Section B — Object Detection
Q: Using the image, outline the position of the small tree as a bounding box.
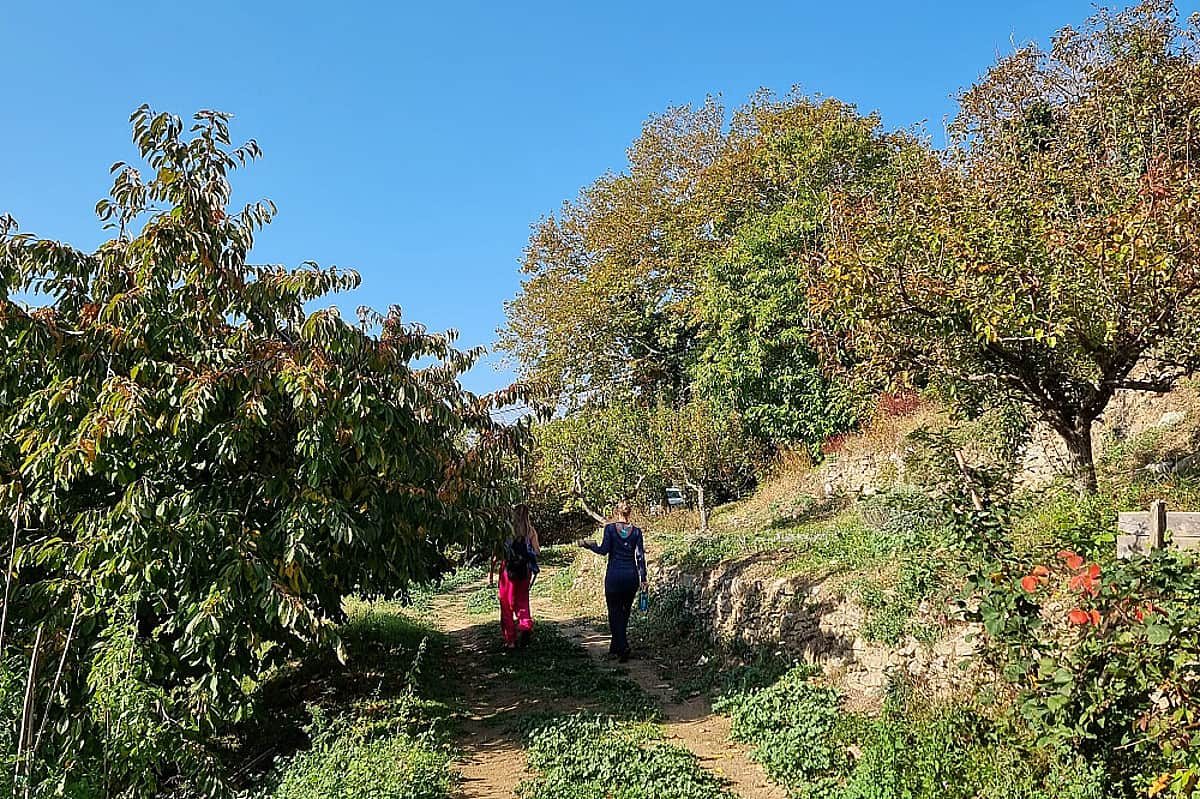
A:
[820,1,1200,494]
[533,396,653,522]
[650,399,761,530]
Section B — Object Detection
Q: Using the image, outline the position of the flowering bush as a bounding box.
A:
[972,547,1200,798]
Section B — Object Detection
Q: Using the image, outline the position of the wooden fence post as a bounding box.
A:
[1149,499,1167,551]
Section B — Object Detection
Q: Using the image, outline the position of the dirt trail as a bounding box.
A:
[553,616,787,799]
[434,571,785,799]
[435,592,530,799]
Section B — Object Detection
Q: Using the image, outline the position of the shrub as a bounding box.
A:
[970,543,1200,797]
[713,665,846,793]
[841,687,1105,799]
[518,714,733,799]
[264,730,452,799]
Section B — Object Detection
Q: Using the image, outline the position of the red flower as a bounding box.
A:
[1089,608,1102,625]
[1021,575,1041,593]
[1134,602,1157,622]
[1068,608,1091,626]
[1056,550,1087,569]
[1068,572,1100,597]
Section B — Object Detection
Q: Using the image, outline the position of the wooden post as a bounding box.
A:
[1149,499,1167,550]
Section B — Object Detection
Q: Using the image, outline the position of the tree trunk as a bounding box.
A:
[696,485,708,531]
[1058,418,1098,496]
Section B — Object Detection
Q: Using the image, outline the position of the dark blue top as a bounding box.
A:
[583,523,647,582]
[505,535,539,576]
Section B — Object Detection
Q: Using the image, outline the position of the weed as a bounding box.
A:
[713,665,847,793]
[517,714,734,799]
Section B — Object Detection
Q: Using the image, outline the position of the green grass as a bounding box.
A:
[242,601,459,798]
[517,714,734,799]
[464,584,500,616]
[406,563,489,612]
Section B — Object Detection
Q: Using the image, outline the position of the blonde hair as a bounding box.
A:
[613,500,632,521]
[513,503,533,540]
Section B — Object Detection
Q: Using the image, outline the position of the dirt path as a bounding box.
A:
[434,591,531,799]
[553,616,787,799]
[430,566,785,799]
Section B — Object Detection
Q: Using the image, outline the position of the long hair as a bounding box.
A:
[613,500,631,522]
[513,503,533,540]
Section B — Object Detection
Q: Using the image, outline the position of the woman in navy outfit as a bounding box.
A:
[579,500,647,662]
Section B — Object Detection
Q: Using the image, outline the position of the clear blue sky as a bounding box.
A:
[0,1,1154,394]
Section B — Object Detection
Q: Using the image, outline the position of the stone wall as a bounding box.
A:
[654,556,981,709]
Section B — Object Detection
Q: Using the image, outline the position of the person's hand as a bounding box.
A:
[577,538,589,548]
[640,581,648,592]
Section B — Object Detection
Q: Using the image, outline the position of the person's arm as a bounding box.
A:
[530,527,541,556]
[580,524,611,554]
[527,546,540,586]
[635,529,647,588]
[489,553,497,587]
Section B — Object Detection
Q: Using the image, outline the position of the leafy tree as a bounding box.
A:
[696,95,891,452]
[649,398,762,530]
[820,1,1200,494]
[0,107,527,795]
[499,99,728,401]
[532,396,653,522]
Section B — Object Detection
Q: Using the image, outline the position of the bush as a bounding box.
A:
[968,535,1200,796]
[713,665,846,794]
[264,729,452,799]
[517,714,733,799]
[841,687,1105,799]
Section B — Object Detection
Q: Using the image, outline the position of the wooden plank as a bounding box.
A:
[1166,512,1200,537]
[1118,513,1150,536]
[1117,533,1200,558]
[1151,500,1167,549]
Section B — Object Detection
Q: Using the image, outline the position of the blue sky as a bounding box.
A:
[0,1,1151,394]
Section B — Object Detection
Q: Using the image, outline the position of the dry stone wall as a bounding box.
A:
[654,557,982,708]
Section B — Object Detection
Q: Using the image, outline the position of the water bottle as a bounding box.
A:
[638,589,649,612]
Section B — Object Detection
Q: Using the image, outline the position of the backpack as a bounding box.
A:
[503,537,532,581]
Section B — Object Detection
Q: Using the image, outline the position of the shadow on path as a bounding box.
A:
[437,571,786,799]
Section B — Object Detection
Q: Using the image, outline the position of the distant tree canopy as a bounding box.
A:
[510,1,1200,499]
[0,107,528,794]
[532,393,759,530]
[819,0,1200,494]
[502,92,892,455]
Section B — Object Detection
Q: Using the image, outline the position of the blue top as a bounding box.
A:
[583,523,647,582]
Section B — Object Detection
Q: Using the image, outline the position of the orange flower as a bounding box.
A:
[1068,608,1091,626]
[1031,565,1050,577]
[1068,572,1100,597]
[1021,575,1041,593]
[1089,609,1102,625]
[1057,550,1085,570]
